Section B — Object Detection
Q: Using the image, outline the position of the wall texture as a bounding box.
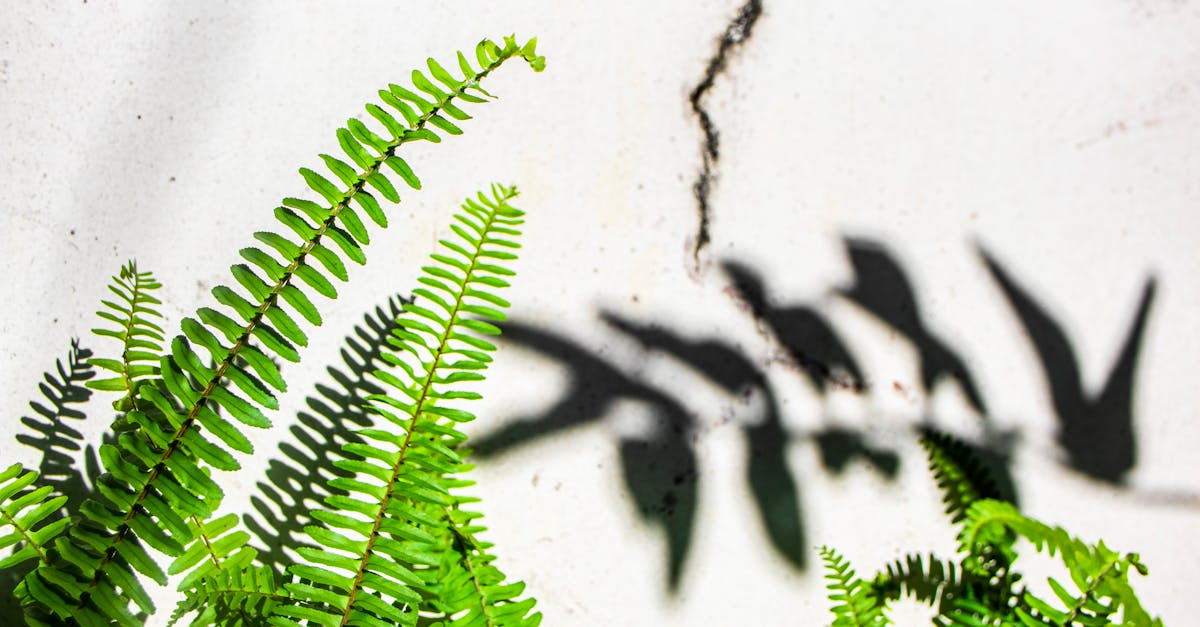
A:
[1,1,1197,624]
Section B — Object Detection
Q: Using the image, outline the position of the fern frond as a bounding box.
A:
[424,465,541,627]
[245,296,407,575]
[86,261,165,406]
[21,36,545,625]
[872,552,968,614]
[0,465,70,572]
[168,512,258,593]
[167,564,288,627]
[920,429,1006,524]
[275,184,534,627]
[959,499,1162,627]
[819,546,890,626]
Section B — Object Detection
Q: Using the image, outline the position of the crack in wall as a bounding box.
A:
[688,0,763,271]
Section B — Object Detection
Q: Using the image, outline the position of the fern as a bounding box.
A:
[0,466,71,574]
[872,553,967,615]
[957,500,1160,627]
[920,429,1006,523]
[819,546,890,626]
[271,184,538,627]
[424,459,541,627]
[86,261,165,416]
[166,565,287,627]
[823,431,1161,626]
[7,35,545,626]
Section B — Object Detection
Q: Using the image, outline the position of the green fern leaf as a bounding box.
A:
[167,564,287,627]
[19,35,545,625]
[86,261,164,415]
[0,465,71,572]
[278,184,537,627]
[819,546,890,626]
[958,499,1162,626]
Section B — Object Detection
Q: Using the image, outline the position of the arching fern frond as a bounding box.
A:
[273,184,536,627]
[819,546,890,627]
[19,36,546,626]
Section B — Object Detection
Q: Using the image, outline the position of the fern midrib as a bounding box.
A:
[118,270,146,411]
[338,190,512,626]
[77,53,518,610]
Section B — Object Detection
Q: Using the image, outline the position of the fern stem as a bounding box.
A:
[338,186,517,626]
[192,514,224,571]
[76,48,525,612]
[117,265,145,410]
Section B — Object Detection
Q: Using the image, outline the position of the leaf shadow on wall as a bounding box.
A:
[243,296,410,573]
[470,234,1166,592]
[979,243,1155,485]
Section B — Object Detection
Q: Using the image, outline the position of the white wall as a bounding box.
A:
[1,1,1197,624]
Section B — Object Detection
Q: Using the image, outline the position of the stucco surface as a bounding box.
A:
[1,2,1198,624]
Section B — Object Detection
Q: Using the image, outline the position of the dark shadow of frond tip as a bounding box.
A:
[244,295,408,571]
[601,310,809,570]
[813,427,900,479]
[978,242,1153,485]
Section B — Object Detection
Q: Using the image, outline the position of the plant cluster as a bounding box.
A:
[0,35,545,627]
[821,431,1162,626]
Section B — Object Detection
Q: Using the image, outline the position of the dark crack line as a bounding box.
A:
[688,0,763,269]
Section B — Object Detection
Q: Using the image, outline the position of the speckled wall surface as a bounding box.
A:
[2,2,1198,624]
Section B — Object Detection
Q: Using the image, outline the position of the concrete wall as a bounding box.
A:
[2,2,1197,624]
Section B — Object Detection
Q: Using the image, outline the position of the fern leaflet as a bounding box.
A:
[167,565,289,627]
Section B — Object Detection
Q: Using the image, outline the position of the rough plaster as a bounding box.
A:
[1,1,1198,624]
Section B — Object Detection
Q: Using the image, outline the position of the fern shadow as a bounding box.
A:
[468,247,1054,593]
[978,243,1155,485]
[243,296,409,572]
[837,237,988,414]
[470,321,702,591]
[600,312,809,570]
[5,340,99,623]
